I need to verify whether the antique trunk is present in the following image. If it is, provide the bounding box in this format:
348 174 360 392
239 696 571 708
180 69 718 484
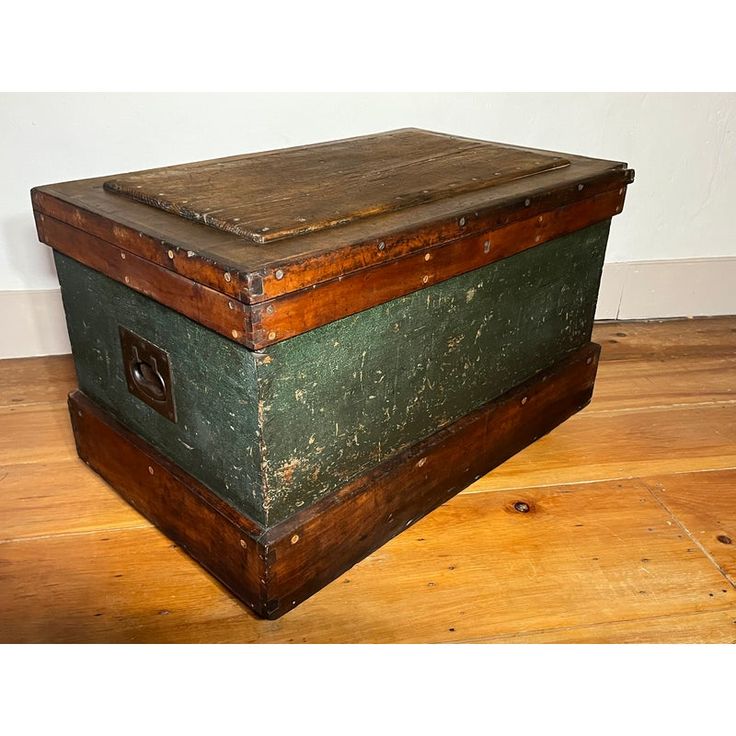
31 129 633 619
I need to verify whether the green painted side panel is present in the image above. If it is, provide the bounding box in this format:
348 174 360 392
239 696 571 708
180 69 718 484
55 220 609 528
54 252 265 520
258 221 610 522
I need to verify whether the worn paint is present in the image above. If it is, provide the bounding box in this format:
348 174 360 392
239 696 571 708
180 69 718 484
56 220 610 527
257 221 610 521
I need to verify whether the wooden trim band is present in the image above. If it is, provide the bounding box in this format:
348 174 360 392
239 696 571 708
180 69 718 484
253 170 632 302
35 212 253 347
248 187 625 347
69 341 600 619
31 188 247 298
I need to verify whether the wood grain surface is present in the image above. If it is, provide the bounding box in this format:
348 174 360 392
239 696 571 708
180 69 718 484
104 129 570 244
1 317 735 642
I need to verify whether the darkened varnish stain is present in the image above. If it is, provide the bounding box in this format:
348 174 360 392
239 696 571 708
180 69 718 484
717 534 732 545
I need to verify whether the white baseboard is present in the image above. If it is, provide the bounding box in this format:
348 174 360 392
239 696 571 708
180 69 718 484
595 257 736 320
0 289 71 359
1 257 735 358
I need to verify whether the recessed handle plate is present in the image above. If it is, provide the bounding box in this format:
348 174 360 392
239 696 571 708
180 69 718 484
119 326 177 422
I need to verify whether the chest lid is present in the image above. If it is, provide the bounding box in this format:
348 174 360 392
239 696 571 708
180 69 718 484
32 128 633 350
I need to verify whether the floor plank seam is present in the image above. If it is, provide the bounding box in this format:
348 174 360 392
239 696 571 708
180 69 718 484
452 606 736 644
0 401 70 414
584 400 736 416
0 523 153 546
644 481 736 589
459 466 736 497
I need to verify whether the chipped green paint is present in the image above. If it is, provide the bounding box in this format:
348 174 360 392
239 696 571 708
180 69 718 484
56 220 610 527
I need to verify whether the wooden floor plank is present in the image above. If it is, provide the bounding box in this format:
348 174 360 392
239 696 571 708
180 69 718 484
463 403 736 495
0 406 77 466
646 469 736 585
474 608 736 643
0 460 147 541
0 355 76 409
590 355 736 412
1 478 734 643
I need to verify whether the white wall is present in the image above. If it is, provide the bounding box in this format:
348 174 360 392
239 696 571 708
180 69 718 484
1 93 735 356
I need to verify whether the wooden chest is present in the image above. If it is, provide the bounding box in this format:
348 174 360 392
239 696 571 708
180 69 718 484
32 129 633 618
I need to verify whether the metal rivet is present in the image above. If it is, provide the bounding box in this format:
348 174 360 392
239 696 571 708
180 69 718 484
240 539 247 548
483 240 491 254
291 534 300 545
514 501 530 513
228 301 234 310
266 305 275 315
378 241 386 251
275 269 284 280
417 457 427 467
521 396 528 405
586 356 593 365
231 329 239 339
268 331 277 340
535 235 541 243
524 199 531 207
124 276 130 284
619 188 624 195
577 184 584 191
424 253 431 261
167 249 175 259
224 272 232 282
120 252 126 260
459 217 466 227
148 466 154 475
537 216 543 223
616 206 621 213
422 275 429 284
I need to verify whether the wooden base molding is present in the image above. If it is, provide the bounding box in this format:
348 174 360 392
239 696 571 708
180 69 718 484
69 342 600 619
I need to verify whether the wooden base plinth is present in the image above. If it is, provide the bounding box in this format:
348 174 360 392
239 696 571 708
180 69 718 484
69 342 600 619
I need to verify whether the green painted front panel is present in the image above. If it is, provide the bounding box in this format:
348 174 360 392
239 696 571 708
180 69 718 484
56 221 610 527
258 221 609 521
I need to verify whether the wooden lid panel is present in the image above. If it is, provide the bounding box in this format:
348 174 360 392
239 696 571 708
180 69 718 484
103 129 569 244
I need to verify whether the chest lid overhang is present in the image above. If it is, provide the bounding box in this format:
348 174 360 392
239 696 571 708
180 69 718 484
31 128 633 349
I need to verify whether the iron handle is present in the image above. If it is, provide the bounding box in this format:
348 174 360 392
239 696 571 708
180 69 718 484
119 326 177 422
130 356 167 402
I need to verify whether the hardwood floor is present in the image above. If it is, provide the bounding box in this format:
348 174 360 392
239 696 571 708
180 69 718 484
1 317 735 643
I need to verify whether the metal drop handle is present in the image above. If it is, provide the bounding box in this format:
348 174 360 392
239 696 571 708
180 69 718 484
131 357 166 402
120 326 177 422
